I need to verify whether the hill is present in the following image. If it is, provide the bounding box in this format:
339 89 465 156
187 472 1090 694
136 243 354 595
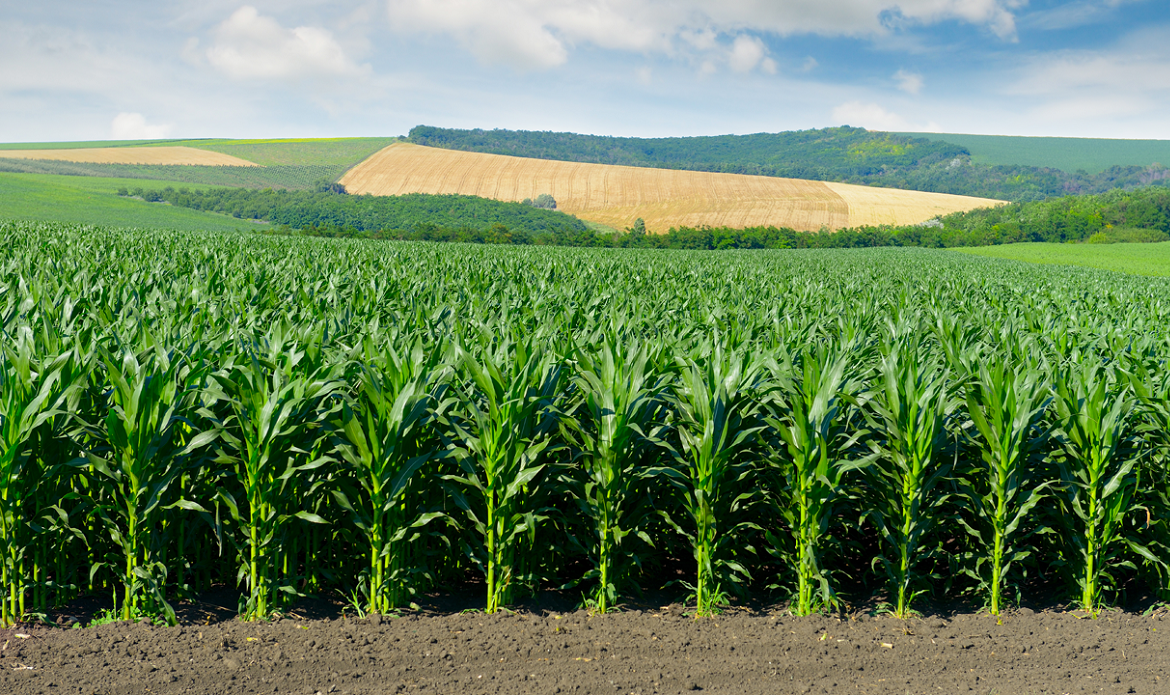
0 137 398 190
899 132 1170 174
0 146 258 166
407 126 1170 202
0 173 263 232
339 142 1002 232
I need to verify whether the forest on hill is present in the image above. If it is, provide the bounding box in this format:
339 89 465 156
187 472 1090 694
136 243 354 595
408 126 1170 203
122 185 589 239
138 182 1170 252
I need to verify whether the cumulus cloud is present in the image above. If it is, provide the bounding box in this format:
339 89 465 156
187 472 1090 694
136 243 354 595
384 0 1027 70
1003 29 1170 127
728 35 776 74
206 6 367 80
832 101 941 131
894 69 923 94
111 112 172 139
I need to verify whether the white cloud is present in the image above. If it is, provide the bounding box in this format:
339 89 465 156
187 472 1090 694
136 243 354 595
384 0 1027 70
831 101 941 131
728 35 776 74
894 69 923 94
206 6 367 80
1000 30 1170 131
1022 0 1147 31
111 112 172 139
387 0 570 70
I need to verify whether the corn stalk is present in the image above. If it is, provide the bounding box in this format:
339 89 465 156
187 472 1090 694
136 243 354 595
569 338 670 613
764 343 865 615
443 337 561 613
208 327 343 620
959 356 1051 615
863 338 953 618
668 342 767 617
1051 360 1151 615
85 344 214 624
0 327 79 626
331 337 450 614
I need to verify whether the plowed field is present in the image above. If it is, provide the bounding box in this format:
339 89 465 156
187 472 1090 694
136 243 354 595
2 606 1166 694
340 143 1003 232
0 147 259 167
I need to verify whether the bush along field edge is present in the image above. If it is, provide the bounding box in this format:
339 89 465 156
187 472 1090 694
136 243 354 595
117 182 1170 251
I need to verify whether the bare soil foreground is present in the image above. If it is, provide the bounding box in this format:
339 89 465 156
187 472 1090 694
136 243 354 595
3 604 1168 695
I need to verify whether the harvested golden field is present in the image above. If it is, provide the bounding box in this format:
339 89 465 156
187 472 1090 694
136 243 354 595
0 146 258 166
340 142 1004 232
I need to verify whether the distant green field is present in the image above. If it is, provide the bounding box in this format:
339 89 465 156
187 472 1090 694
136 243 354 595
0 158 349 190
0 137 398 189
954 241 1170 277
0 139 177 150
0 137 397 164
0 172 261 232
168 137 398 166
898 132 1170 174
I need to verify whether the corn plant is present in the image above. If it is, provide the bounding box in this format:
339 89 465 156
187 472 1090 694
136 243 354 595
331 337 451 614
764 343 866 616
208 328 344 620
667 342 768 616
958 355 1051 615
862 338 953 618
0 327 80 626
567 338 670 613
1051 360 1152 615
443 336 562 613
84 343 215 624
1127 344 1170 597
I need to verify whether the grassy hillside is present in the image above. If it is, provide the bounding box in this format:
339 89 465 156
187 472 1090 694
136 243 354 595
0 173 261 232
955 241 1170 276
0 139 181 150
409 126 1170 202
899 132 1170 174
165 137 398 166
0 158 345 190
0 137 399 190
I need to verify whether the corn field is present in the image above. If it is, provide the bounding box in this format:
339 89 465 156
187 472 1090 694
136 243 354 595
3 220 1170 625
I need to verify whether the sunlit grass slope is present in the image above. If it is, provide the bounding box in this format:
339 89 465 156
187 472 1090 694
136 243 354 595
0 173 261 232
899 132 1170 174
955 242 1170 277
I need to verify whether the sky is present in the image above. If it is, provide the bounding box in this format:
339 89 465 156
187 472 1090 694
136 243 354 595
2 0 1169 142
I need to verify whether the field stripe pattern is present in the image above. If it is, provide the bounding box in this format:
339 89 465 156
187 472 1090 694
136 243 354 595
340 142 1002 231
0 146 259 167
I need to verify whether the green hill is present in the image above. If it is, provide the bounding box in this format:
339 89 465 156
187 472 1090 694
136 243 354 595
406 126 1170 203
898 132 1170 174
0 137 399 190
0 173 262 232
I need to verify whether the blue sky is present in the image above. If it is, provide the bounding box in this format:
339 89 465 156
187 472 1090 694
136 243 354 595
3 1 1168 142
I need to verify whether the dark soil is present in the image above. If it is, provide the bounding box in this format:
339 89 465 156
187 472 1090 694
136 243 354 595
2 599 1169 695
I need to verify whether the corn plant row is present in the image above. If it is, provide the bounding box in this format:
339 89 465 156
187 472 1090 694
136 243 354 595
2 221 1170 627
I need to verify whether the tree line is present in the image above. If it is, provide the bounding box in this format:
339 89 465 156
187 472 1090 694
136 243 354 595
125 183 1170 251
119 185 588 237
